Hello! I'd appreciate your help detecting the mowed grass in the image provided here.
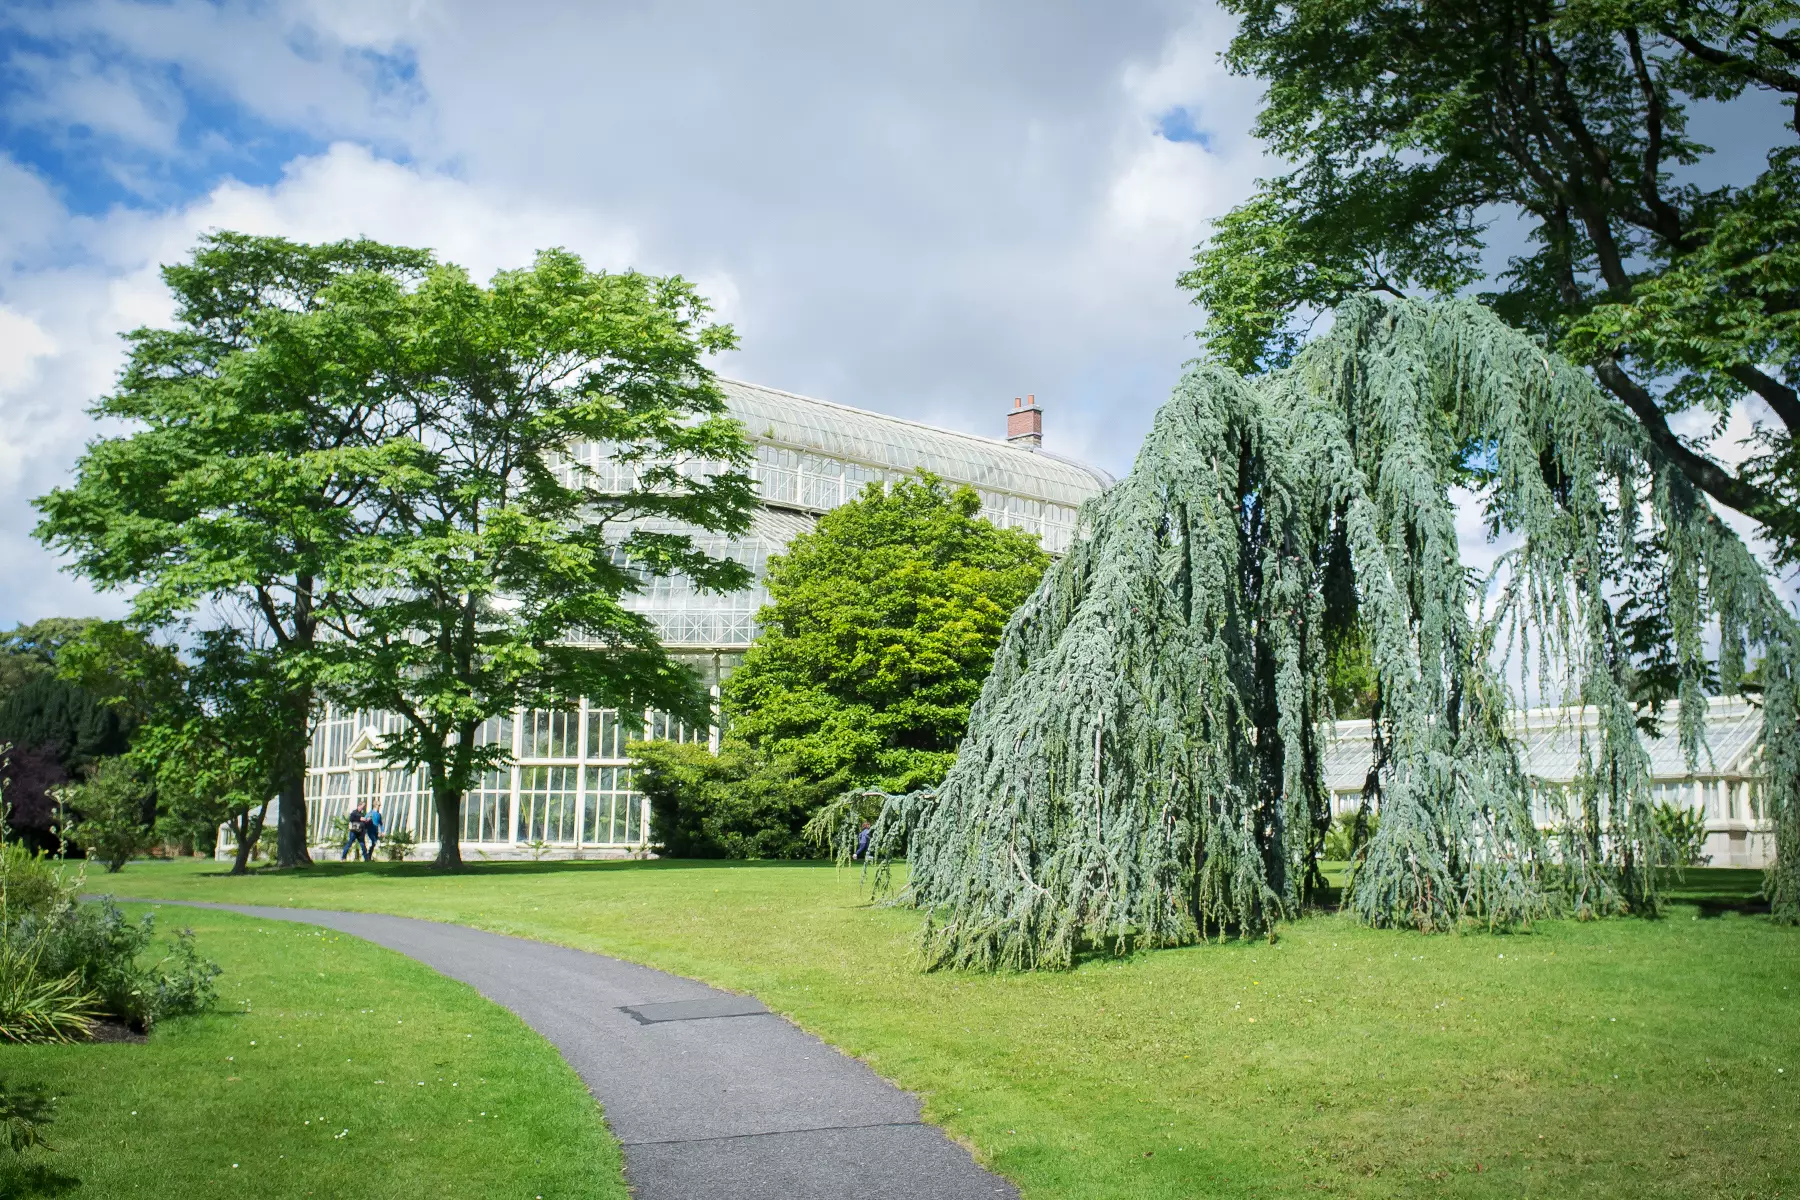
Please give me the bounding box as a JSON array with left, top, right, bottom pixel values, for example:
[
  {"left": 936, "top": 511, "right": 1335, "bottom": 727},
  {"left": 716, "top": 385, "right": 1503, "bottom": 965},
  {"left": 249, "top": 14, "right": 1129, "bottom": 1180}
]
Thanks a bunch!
[
  {"left": 113, "top": 859, "right": 1798, "bottom": 1199},
  {"left": 0, "top": 904, "right": 626, "bottom": 1200}
]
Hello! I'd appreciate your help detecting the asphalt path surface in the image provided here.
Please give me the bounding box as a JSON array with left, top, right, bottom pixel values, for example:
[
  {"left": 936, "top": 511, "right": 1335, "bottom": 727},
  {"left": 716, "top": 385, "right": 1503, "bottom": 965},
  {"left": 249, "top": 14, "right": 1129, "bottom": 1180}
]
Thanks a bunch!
[{"left": 122, "top": 899, "right": 1016, "bottom": 1200}]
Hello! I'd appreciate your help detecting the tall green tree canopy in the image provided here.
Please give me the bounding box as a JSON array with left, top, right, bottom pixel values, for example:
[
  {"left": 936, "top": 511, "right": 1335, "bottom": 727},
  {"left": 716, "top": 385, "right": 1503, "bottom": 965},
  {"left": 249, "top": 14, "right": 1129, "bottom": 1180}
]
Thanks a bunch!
[
  {"left": 1184, "top": 0, "right": 1800, "bottom": 564},
  {"left": 35, "top": 233, "right": 435, "bottom": 866},
  {"left": 838, "top": 298, "right": 1798, "bottom": 970},
  {"left": 723, "top": 476, "right": 1049, "bottom": 793},
  {"left": 0, "top": 618, "right": 101, "bottom": 702},
  {"left": 37, "top": 234, "right": 755, "bottom": 870},
  {"left": 308, "top": 249, "right": 754, "bottom": 869}
]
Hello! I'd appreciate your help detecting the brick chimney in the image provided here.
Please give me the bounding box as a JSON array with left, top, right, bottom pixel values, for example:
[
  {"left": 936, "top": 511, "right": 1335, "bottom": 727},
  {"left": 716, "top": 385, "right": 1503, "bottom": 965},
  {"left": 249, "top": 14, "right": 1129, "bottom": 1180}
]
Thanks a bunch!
[{"left": 1006, "top": 394, "right": 1042, "bottom": 449}]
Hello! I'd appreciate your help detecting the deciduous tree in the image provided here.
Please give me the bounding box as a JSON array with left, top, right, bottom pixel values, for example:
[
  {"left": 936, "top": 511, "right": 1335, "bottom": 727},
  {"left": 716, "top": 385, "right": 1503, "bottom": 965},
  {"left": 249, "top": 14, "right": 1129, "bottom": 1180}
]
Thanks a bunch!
[
  {"left": 1184, "top": 0, "right": 1800, "bottom": 564},
  {"left": 312, "top": 250, "right": 754, "bottom": 869},
  {"left": 723, "top": 476, "right": 1049, "bottom": 794},
  {"left": 35, "top": 234, "right": 435, "bottom": 867}
]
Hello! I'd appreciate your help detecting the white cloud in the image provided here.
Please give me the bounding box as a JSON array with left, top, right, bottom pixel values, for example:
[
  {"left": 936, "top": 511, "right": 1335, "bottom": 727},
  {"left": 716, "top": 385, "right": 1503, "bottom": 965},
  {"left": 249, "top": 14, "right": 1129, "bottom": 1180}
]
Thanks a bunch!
[
  {"left": 0, "top": 145, "right": 648, "bottom": 625},
  {"left": 6, "top": 51, "right": 185, "bottom": 158}
]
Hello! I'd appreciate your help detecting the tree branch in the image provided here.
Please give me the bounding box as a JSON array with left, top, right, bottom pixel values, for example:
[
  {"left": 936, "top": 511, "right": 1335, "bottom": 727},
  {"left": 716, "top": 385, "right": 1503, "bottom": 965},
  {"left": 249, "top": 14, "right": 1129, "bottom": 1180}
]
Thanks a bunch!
[
  {"left": 1724, "top": 363, "right": 1800, "bottom": 434},
  {"left": 1592, "top": 355, "right": 1776, "bottom": 515},
  {"left": 1625, "top": 27, "right": 1690, "bottom": 248}
]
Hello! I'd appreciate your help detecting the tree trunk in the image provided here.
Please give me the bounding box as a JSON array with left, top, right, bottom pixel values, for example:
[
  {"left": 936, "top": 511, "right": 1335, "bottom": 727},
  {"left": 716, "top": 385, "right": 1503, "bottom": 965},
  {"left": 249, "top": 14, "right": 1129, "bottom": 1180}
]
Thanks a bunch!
[
  {"left": 230, "top": 802, "right": 270, "bottom": 876},
  {"left": 275, "top": 684, "right": 314, "bottom": 868},
  {"left": 432, "top": 774, "right": 464, "bottom": 871}
]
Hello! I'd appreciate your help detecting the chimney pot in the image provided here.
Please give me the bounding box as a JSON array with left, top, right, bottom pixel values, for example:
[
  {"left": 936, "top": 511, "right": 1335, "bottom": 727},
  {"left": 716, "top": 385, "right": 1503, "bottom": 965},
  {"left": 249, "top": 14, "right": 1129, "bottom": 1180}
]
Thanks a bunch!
[{"left": 1006, "top": 393, "right": 1044, "bottom": 449}]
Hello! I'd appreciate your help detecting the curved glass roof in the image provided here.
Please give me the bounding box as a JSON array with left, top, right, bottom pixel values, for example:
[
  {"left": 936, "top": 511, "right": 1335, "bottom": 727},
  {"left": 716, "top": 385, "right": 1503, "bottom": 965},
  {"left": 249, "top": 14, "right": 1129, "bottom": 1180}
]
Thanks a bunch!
[{"left": 718, "top": 379, "right": 1112, "bottom": 508}]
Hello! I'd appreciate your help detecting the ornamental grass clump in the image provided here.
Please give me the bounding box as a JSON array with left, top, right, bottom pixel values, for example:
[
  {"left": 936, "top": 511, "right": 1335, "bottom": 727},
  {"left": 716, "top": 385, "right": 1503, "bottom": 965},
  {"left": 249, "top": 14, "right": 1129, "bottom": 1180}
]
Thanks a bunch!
[
  {"left": 0, "top": 785, "right": 219, "bottom": 1037},
  {"left": 0, "top": 837, "right": 96, "bottom": 1043},
  {"left": 828, "top": 297, "right": 1799, "bottom": 969}
]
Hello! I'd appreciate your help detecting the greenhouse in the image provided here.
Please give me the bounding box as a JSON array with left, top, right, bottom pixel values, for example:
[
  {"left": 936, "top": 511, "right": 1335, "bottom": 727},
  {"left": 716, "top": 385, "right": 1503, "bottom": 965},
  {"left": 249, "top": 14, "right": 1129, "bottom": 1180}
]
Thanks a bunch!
[
  {"left": 276, "top": 384, "right": 1113, "bottom": 860},
  {"left": 1323, "top": 697, "right": 1774, "bottom": 868}
]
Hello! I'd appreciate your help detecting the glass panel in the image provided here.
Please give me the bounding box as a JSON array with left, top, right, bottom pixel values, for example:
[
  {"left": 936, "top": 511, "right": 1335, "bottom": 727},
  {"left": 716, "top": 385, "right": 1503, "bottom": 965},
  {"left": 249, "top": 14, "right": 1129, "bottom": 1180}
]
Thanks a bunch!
[
  {"left": 518, "top": 766, "right": 579, "bottom": 844},
  {"left": 461, "top": 769, "right": 512, "bottom": 842}
]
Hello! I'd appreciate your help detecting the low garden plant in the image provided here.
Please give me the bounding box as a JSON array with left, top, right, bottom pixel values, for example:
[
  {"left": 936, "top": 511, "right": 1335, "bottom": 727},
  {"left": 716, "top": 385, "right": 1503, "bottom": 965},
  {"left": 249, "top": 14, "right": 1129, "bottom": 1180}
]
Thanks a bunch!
[
  {"left": 378, "top": 827, "right": 417, "bottom": 862},
  {"left": 0, "top": 818, "right": 219, "bottom": 1040},
  {"left": 57, "top": 757, "right": 155, "bottom": 873}
]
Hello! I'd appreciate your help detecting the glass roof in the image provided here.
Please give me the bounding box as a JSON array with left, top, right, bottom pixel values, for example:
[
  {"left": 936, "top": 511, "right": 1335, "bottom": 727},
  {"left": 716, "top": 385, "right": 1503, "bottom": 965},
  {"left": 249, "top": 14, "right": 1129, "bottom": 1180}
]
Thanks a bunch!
[
  {"left": 1322, "top": 696, "right": 1767, "bottom": 791},
  {"left": 718, "top": 379, "right": 1112, "bottom": 508}
]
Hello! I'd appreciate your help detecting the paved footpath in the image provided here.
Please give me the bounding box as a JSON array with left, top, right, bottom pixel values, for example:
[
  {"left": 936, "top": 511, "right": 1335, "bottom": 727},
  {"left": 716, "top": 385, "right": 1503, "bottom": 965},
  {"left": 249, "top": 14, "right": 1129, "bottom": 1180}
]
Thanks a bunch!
[{"left": 128, "top": 900, "right": 1015, "bottom": 1200}]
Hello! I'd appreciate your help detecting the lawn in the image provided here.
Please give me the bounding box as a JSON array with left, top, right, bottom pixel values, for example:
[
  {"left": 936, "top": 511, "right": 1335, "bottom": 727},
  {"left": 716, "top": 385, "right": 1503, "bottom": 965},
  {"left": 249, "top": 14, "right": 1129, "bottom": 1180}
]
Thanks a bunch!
[
  {"left": 0, "top": 903, "right": 627, "bottom": 1200},
  {"left": 106, "top": 859, "right": 1798, "bottom": 1199}
]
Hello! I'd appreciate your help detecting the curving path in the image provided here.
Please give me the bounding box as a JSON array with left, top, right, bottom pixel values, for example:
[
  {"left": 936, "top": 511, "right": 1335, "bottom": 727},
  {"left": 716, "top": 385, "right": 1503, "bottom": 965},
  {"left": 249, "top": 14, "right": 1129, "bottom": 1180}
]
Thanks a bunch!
[{"left": 132, "top": 900, "right": 1015, "bottom": 1200}]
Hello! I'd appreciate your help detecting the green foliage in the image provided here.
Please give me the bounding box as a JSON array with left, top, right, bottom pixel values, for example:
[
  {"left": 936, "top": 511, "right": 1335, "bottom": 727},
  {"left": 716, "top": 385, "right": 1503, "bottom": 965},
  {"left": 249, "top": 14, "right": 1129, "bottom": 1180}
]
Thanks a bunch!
[
  {"left": 33, "top": 233, "right": 440, "bottom": 868},
  {"left": 295, "top": 247, "right": 755, "bottom": 870},
  {"left": 724, "top": 476, "right": 1049, "bottom": 794},
  {"left": 0, "top": 845, "right": 67, "bottom": 924},
  {"left": 1654, "top": 802, "right": 1713, "bottom": 867},
  {"left": 34, "top": 233, "right": 754, "bottom": 871},
  {"left": 59, "top": 759, "right": 154, "bottom": 873},
  {"left": 0, "top": 899, "right": 223, "bottom": 1038},
  {"left": 845, "top": 298, "right": 1800, "bottom": 968},
  {"left": 0, "top": 675, "right": 131, "bottom": 776},
  {"left": 1322, "top": 811, "right": 1380, "bottom": 863},
  {"left": 0, "top": 945, "right": 95, "bottom": 1045},
  {"left": 378, "top": 827, "right": 417, "bottom": 862},
  {"left": 0, "top": 1079, "right": 55, "bottom": 1155},
  {"left": 0, "top": 833, "right": 94, "bottom": 1044},
  {"left": 14, "top": 900, "right": 220, "bottom": 1033},
  {"left": 632, "top": 740, "right": 828, "bottom": 859},
  {"left": 0, "top": 618, "right": 99, "bottom": 708},
  {"left": 1185, "top": 0, "right": 1800, "bottom": 564}
]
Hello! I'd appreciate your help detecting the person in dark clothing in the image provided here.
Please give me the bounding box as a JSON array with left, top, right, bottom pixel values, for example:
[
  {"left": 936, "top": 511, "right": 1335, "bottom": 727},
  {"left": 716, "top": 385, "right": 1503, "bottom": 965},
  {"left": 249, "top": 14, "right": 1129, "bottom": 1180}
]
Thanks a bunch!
[
  {"left": 363, "top": 803, "right": 384, "bottom": 860},
  {"left": 341, "top": 804, "right": 366, "bottom": 861},
  {"left": 855, "top": 820, "right": 873, "bottom": 861}
]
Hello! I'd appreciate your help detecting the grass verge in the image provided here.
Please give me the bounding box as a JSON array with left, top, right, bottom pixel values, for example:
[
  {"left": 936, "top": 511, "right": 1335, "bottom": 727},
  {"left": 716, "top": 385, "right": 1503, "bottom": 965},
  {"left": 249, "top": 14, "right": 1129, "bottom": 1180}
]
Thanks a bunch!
[
  {"left": 0, "top": 903, "right": 626, "bottom": 1200},
  {"left": 109, "top": 859, "right": 1798, "bottom": 1199}
]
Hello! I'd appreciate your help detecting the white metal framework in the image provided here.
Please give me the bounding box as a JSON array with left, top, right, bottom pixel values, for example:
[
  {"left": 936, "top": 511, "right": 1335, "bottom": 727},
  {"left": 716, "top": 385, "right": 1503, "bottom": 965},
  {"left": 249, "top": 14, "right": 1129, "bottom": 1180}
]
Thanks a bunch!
[
  {"left": 1323, "top": 697, "right": 1773, "bottom": 867},
  {"left": 244, "top": 380, "right": 1112, "bottom": 861}
]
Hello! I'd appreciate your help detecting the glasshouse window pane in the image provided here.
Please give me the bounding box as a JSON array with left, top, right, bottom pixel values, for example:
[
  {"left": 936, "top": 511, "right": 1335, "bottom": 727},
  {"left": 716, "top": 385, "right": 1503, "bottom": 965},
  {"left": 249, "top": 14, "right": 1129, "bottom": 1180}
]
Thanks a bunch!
[
  {"left": 624, "top": 788, "right": 643, "bottom": 843},
  {"left": 462, "top": 770, "right": 511, "bottom": 842},
  {"left": 518, "top": 765, "right": 578, "bottom": 843}
]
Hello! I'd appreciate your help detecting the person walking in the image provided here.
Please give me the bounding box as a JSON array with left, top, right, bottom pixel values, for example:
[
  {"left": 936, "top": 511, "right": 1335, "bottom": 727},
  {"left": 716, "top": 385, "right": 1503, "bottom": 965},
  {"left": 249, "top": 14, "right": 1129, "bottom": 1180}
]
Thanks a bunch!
[
  {"left": 363, "top": 803, "right": 384, "bottom": 861},
  {"left": 341, "top": 804, "right": 366, "bottom": 861},
  {"left": 855, "top": 820, "right": 873, "bottom": 862}
]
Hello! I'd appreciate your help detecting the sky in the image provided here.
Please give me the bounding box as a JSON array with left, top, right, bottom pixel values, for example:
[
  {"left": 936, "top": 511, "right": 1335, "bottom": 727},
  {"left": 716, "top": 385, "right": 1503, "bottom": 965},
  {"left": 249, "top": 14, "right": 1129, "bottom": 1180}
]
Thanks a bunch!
[
  {"left": 0, "top": 0, "right": 1268, "bottom": 626},
  {"left": 0, "top": 0, "right": 1788, "bottom": 630}
]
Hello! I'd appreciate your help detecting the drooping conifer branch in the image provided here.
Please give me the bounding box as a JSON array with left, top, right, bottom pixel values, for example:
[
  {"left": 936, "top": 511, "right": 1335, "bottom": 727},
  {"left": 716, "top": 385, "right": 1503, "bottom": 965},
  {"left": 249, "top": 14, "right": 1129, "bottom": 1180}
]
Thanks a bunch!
[{"left": 827, "top": 297, "right": 1799, "bottom": 968}]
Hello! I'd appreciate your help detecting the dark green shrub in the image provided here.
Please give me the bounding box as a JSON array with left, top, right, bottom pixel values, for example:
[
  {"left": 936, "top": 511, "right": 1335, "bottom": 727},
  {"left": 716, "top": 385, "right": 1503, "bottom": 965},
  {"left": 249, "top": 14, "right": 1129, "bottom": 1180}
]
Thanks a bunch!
[
  {"left": 60, "top": 757, "right": 156, "bottom": 872},
  {"left": 23, "top": 900, "right": 219, "bottom": 1031},
  {"left": 631, "top": 740, "right": 835, "bottom": 859}
]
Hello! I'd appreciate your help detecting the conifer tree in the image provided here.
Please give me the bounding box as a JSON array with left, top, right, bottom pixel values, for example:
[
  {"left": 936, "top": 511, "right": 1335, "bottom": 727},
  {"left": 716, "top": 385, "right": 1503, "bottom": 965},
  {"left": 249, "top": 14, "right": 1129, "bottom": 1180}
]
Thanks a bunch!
[{"left": 832, "top": 297, "right": 1798, "bottom": 969}]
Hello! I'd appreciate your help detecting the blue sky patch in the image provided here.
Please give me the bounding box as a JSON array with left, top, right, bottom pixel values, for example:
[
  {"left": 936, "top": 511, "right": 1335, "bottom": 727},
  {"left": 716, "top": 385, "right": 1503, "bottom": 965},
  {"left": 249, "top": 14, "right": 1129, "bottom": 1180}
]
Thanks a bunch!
[
  {"left": 1155, "top": 106, "right": 1212, "bottom": 150},
  {"left": 0, "top": 17, "right": 420, "bottom": 216}
]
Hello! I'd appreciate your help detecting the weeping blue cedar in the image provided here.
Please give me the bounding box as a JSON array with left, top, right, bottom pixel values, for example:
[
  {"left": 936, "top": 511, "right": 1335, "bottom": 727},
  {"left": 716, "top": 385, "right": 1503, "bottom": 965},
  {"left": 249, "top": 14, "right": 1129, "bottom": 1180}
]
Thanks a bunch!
[{"left": 823, "top": 297, "right": 1799, "bottom": 969}]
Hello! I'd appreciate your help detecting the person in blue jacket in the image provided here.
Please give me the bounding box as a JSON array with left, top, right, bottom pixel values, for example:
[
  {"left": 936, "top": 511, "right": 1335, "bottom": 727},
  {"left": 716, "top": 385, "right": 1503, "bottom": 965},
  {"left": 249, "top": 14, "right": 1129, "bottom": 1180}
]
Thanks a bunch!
[{"left": 363, "top": 803, "right": 384, "bottom": 860}]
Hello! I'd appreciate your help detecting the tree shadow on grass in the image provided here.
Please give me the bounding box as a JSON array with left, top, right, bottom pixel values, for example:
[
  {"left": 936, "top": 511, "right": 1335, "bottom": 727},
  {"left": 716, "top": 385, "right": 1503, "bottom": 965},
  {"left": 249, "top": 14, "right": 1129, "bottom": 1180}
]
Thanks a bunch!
[
  {"left": 1659, "top": 867, "right": 1770, "bottom": 917},
  {"left": 0, "top": 1161, "right": 82, "bottom": 1197},
  {"left": 184, "top": 856, "right": 840, "bottom": 881}
]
